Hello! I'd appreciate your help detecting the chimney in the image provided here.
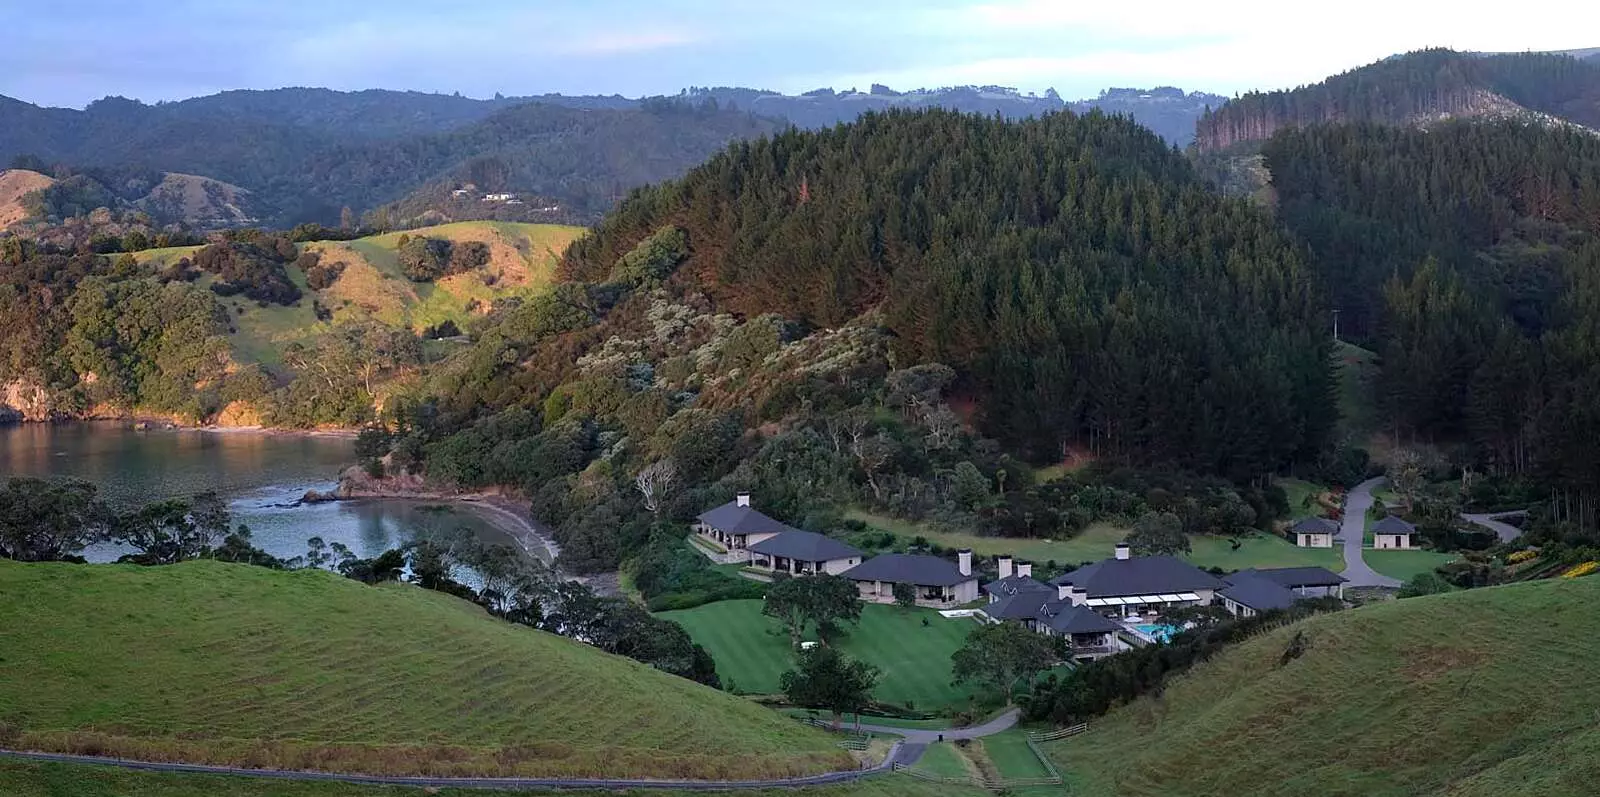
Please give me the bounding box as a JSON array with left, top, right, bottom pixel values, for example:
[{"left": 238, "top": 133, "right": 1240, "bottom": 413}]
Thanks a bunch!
[
  {"left": 1057, "top": 583, "right": 1071, "bottom": 601},
  {"left": 1016, "top": 561, "right": 1032, "bottom": 580},
  {"left": 958, "top": 549, "right": 973, "bottom": 577},
  {"left": 1115, "top": 543, "right": 1131, "bottom": 561},
  {"left": 997, "top": 556, "right": 1014, "bottom": 580},
  {"left": 1068, "top": 585, "right": 1087, "bottom": 606},
  {"left": 736, "top": 493, "right": 751, "bottom": 508}
]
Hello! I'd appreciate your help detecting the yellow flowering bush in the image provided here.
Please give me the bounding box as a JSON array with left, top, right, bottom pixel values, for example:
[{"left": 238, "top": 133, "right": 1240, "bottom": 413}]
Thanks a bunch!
[
  {"left": 1507, "top": 550, "right": 1539, "bottom": 564},
  {"left": 1561, "top": 561, "right": 1598, "bottom": 579}
]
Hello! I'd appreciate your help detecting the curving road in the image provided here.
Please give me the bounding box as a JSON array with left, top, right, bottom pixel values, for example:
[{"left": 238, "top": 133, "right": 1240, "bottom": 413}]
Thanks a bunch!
[
  {"left": 1462, "top": 512, "right": 1526, "bottom": 544},
  {"left": 0, "top": 710, "right": 1022, "bottom": 791},
  {"left": 1340, "top": 477, "right": 1402, "bottom": 588}
]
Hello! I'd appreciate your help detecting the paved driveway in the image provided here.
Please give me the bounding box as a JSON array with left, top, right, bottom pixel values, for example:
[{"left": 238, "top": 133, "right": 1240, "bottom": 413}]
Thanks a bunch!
[
  {"left": 856, "top": 708, "right": 1020, "bottom": 746},
  {"left": 1339, "top": 477, "right": 1402, "bottom": 588}
]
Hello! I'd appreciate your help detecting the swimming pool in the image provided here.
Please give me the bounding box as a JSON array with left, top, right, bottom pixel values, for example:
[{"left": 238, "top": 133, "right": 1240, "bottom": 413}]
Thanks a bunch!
[{"left": 1131, "top": 623, "right": 1181, "bottom": 643}]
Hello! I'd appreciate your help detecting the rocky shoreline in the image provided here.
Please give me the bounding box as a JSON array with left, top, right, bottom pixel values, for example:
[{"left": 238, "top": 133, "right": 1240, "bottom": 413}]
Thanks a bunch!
[{"left": 329, "top": 466, "right": 565, "bottom": 567}]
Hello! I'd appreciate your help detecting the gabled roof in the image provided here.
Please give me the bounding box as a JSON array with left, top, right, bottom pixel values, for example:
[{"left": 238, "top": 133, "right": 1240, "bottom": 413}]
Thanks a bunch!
[
  {"left": 842, "top": 554, "right": 974, "bottom": 586},
  {"left": 983, "top": 592, "right": 1053, "bottom": 621},
  {"left": 1235, "top": 566, "right": 1347, "bottom": 589},
  {"left": 1049, "top": 555, "right": 1226, "bottom": 599},
  {"left": 1036, "top": 602, "right": 1123, "bottom": 635},
  {"left": 1372, "top": 515, "right": 1416, "bottom": 534},
  {"left": 696, "top": 501, "right": 802, "bottom": 536},
  {"left": 982, "top": 575, "right": 1054, "bottom": 597},
  {"left": 1291, "top": 516, "right": 1340, "bottom": 535},
  {"left": 1218, "top": 573, "right": 1298, "bottom": 612},
  {"left": 747, "top": 530, "right": 862, "bottom": 563}
]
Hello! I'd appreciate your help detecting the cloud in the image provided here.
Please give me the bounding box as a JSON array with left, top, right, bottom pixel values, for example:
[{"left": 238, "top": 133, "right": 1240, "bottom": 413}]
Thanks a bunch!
[
  {"left": 3, "top": 0, "right": 1599, "bottom": 107},
  {"left": 558, "top": 29, "right": 702, "bottom": 56},
  {"left": 824, "top": 0, "right": 1600, "bottom": 98}
]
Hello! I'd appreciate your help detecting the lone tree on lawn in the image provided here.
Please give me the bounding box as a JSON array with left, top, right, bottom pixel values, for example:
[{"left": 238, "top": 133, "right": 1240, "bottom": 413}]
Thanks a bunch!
[
  {"left": 1126, "top": 511, "right": 1190, "bottom": 557},
  {"left": 892, "top": 581, "right": 917, "bottom": 610},
  {"left": 952, "top": 622, "right": 1058, "bottom": 704},
  {"left": 763, "top": 574, "right": 862, "bottom": 649},
  {"left": 780, "top": 646, "right": 879, "bottom": 729}
]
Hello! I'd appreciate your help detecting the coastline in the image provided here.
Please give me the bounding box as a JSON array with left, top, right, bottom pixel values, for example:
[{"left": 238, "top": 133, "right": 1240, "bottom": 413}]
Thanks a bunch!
[{"left": 0, "top": 417, "right": 359, "bottom": 439}]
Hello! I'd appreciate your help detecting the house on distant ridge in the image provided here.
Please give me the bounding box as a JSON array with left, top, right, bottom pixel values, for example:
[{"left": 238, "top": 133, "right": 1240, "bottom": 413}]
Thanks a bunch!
[
  {"left": 1372, "top": 515, "right": 1417, "bottom": 549},
  {"left": 1291, "top": 516, "right": 1338, "bottom": 548}
]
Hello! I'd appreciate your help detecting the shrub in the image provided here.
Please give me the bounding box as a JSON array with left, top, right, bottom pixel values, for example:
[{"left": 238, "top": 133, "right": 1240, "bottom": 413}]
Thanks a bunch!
[{"left": 399, "top": 237, "right": 453, "bottom": 282}]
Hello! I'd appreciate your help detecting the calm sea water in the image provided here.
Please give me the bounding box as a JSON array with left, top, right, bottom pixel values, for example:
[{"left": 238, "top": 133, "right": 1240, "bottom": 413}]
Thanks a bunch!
[{"left": 0, "top": 422, "right": 519, "bottom": 565}]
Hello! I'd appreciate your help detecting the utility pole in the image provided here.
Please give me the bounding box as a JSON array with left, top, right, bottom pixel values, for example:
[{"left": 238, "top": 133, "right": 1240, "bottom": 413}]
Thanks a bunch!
[{"left": 1332, "top": 309, "right": 1341, "bottom": 342}]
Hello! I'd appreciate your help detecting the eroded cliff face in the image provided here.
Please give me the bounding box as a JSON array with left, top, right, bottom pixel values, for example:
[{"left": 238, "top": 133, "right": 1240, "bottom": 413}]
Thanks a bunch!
[
  {"left": 0, "top": 379, "right": 277, "bottom": 429},
  {"left": 2, "top": 380, "right": 61, "bottom": 422}
]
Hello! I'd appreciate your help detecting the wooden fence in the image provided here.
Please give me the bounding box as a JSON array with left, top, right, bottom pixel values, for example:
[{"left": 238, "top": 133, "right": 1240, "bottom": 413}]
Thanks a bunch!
[
  {"left": 793, "top": 716, "right": 872, "bottom": 750},
  {"left": 1027, "top": 722, "right": 1089, "bottom": 742}
]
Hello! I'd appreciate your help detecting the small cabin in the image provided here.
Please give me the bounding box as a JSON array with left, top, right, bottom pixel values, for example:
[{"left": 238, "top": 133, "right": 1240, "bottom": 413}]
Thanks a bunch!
[{"left": 1372, "top": 515, "right": 1417, "bottom": 549}]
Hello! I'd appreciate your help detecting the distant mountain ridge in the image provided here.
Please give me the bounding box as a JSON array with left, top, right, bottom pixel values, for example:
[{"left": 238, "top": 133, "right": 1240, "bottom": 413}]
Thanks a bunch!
[
  {"left": 0, "top": 81, "right": 1224, "bottom": 228},
  {"left": 1196, "top": 48, "right": 1600, "bottom": 151}
]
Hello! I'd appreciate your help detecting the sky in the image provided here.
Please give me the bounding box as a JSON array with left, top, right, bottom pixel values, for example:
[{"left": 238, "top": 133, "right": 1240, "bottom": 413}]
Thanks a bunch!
[{"left": 2, "top": 0, "right": 1597, "bottom": 108}]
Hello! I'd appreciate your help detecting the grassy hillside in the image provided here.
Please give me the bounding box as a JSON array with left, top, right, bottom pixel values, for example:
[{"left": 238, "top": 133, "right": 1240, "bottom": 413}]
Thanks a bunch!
[
  {"left": 0, "top": 560, "right": 850, "bottom": 780},
  {"left": 1045, "top": 576, "right": 1600, "bottom": 796},
  {"left": 0, "top": 761, "right": 986, "bottom": 796},
  {"left": 0, "top": 168, "right": 53, "bottom": 229},
  {"left": 135, "top": 221, "right": 585, "bottom": 368}
]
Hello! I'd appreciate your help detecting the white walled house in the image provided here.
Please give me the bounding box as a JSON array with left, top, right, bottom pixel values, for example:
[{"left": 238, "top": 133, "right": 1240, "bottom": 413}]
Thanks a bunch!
[
  {"left": 1219, "top": 567, "right": 1347, "bottom": 618},
  {"left": 1372, "top": 515, "right": 1417, "bottom": 549},
  {"left": 1046, "top": 544, "right": 1226, "bottom": 618},
  {"left": 978, "top": 558, "right": 1127, "bottom": 661},
  {"left": 692, "top": 495, "right": 861, "bottom": 574},
  {"left": 1291, "top": 516, "right": 1339, "bottom": 548},
  {"left": 694, "top": 494, "right": 789, "bottom": 555},
  {"left": 841, "top": 550, "right": 979, "bottom": 609},
  {"left": 746, "top": 530, "right": 862, "bottom": 576}
]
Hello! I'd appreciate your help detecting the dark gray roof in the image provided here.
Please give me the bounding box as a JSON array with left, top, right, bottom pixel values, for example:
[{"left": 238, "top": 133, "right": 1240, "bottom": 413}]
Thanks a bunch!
[
  {"left": 1049, "top": 555, "right": 1226, "bottom": 598},
  {"left": 983, "top": 592, "right": 1053, "bottom": 621},
  {"left": 842, "top": 554, "right": 974, "bottom": 586},
  {"left": 1372, "top": 515, "right": 1416, "bottom": 534},
  {"left": 982, "top": 575, "right": 1054, "bottom": 597},
  {"left": 1037, "top": 602, "right": 1122, "bottom": 635},
  {"left": 696, "top": 501, "right": 802, "bottom": 536},
  {"left": 1218, "top": 574, "right": 1298, "bottom": 612},
  {"left": 1291, "top": 517, "right": 1339, "bottom": 535},
  {"left": 747, "top": 530, "right": 862, "bottom": 563},
  {"left": 1235, "top": 566, "right": 1347, "bottom": 589}
]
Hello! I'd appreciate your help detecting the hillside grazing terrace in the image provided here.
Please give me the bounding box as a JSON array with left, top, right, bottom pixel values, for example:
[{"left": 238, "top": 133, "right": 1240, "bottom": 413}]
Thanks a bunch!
[
  {"left": 0, "top": 560, "right": 851, "bottom": 780},
  {"left": 1043, "top": 576, "right": 1600, "bottom": 796}
]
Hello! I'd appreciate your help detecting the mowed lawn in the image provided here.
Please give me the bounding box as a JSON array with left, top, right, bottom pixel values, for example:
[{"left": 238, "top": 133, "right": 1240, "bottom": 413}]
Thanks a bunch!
[
  {"left": 0, "top": 560, "right": 850, "bottom": 780},
  {"left": 660, "top": 600, "right": 983, "bottom": 710},
  {"left": 845, "top": 510, "right": 1342, "bottom": 573},
  {"left": 1366, "top": 548, "right": 1459, "bottom": 582}
]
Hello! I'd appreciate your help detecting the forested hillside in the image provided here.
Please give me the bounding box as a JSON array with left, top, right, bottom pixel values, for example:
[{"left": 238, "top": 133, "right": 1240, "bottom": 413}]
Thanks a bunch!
[
  {"left": 366, "top": 109, "right": 1333, "bottom": 573},
  {"left": 1262, "top": 120, "right": 1600, "bottom": 524},
  {"left": 0, "top": 98, "right": 781, "bottom": 227},
  {"left": 1196, "top": 49, "right": 1600, "bottom": 151}
]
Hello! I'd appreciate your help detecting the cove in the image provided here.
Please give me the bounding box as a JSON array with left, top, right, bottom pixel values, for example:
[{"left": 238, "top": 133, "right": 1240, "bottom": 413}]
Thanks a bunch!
[{"left": 0, "top": 422, "right": 525, "bottom": 565}]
